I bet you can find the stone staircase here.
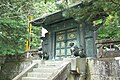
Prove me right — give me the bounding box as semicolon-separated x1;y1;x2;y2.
22;60;64;80
13;58;83;80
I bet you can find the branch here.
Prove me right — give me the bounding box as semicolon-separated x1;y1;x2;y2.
0;33;12;44
101;0;120;6
17;5;25;13
92;18;106;31
110;0;120;6
95;7;120;15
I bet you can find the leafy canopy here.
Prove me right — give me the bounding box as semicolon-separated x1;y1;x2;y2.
0;0;57;55
57;0;120;39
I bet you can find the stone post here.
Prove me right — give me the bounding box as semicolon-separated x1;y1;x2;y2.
64;58;86;80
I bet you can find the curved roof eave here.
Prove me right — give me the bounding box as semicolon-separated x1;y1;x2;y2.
29;2;83;27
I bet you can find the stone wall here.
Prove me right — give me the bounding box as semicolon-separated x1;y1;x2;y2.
86;58;120;80
0;61;32;80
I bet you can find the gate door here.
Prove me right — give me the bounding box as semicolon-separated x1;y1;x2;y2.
55;28;77;58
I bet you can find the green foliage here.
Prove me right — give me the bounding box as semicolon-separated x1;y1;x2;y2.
31;0;57;18
97;14;120;39
59;0;120;39
0;0;57;55
0;19;28;55
62;0;108;23
30;27;41;48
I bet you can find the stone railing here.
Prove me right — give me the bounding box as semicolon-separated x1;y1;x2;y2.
48;62;71;80
96;39;120;58
12;63;38;80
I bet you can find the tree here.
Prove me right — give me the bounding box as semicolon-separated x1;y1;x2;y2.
0;0;32;55
0;0;57;55
57;0;120;39
97;14;120;39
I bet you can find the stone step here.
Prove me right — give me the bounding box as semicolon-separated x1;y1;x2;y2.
27;72;52;78
33;68;57;73
33;60;62;64
45;63;61;65
22;77;47;80
33;60;45;64
38;64;59;68
45;61;62;66
45;61;62;64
